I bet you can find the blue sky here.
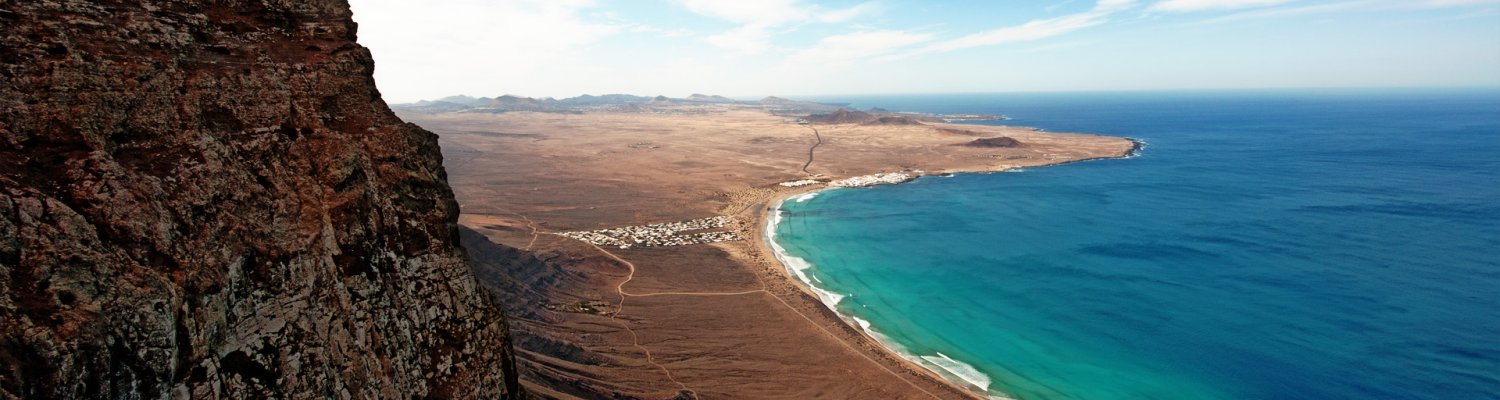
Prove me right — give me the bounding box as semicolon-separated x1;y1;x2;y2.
347;0;1500;102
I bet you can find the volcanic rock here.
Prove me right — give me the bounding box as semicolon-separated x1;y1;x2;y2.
810;108;877;124
862;116;925;126
0;1;521;398
963;137;1024;148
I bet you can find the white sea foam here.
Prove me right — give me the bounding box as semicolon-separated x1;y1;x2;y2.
766;209;783;240
848;316;915;358
1125;138;1148;158
793;192;820;202
922;352;993;391
767;192;1010;398
851;317;1005;397
810;286;846;306
765;200;842;307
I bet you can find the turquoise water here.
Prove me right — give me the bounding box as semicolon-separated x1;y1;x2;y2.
771;89;1500;399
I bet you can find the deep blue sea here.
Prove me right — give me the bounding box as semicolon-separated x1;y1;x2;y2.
771;89;1500;399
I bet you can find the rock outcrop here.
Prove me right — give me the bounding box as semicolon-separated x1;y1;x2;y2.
0;1;520;398
810;108;876;124
963;137;1023;148
861;116;925;126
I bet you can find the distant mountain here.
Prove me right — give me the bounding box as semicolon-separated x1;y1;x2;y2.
810;108;876;124
435;95;490;106
405;100;474;113
862;116;925;126
686;93;737;103
760;96;842;113
559;94;654;105
464;95;566;112
394;93;846;114
758;96;800;106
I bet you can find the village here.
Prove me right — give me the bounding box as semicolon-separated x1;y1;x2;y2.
556;215;742;249
827;172;916;188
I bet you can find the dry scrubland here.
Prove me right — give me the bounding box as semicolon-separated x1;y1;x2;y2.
403;106;1135;399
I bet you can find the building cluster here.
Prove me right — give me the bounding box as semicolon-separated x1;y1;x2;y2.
778;179;822;187
827;172;915;188
557;216;742;249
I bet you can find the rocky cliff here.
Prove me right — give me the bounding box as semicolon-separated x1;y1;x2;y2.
0;1;520;398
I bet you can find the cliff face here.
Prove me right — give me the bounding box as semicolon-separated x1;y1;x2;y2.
0;1;519;398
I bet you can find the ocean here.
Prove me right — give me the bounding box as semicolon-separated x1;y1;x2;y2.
769;89;1500;399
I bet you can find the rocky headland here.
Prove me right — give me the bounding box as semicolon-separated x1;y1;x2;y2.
0;1;520;398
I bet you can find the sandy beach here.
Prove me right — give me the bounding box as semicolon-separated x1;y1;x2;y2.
400;104;1135;399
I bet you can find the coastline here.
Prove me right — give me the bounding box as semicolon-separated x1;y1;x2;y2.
754;138;1144;399
744;186;988;400
414;106;1143;397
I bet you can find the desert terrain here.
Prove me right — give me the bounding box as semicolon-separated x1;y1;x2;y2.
398;103;1135;399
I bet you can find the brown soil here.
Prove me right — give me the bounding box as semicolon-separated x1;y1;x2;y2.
400;106;1135;399
935;127;988;136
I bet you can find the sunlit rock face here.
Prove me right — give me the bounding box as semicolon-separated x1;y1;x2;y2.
0;1;520;398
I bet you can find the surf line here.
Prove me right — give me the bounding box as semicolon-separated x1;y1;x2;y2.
766;197;994;399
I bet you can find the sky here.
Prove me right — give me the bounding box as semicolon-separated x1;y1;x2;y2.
346;0;1500;102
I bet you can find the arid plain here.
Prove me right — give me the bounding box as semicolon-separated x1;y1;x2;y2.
398;104;1135;399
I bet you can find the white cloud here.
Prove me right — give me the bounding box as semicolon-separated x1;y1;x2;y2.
1179;0;1375;25
928;13;1107;53
816;3;881;23
705;24;777;55
349;0;621;101
901;0;1136;56
1148;0;1296;12
677;0;878;54
1176;0;1500;26
1421;0;1500;6
677;0;805;24
627;24;696;38
778;30;935;71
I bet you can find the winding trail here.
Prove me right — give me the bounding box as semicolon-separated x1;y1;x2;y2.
506;212;542;250
496;164;959;398
801;126;822;174
582;239;947;400
583;242;698;398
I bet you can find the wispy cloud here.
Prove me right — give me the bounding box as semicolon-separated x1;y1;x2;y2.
777;30;935;71
1148;0;1297;12
1422;0;1500;5
594;10;697;38
1160;0;1498;21
677;0;804;25
887;0;1136;59
1175;0;1493;26
704;24;779;55
676;0;879;54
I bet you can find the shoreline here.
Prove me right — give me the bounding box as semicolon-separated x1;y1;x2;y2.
754;138;1144;399
745;186;987;400
416;105;1144;397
